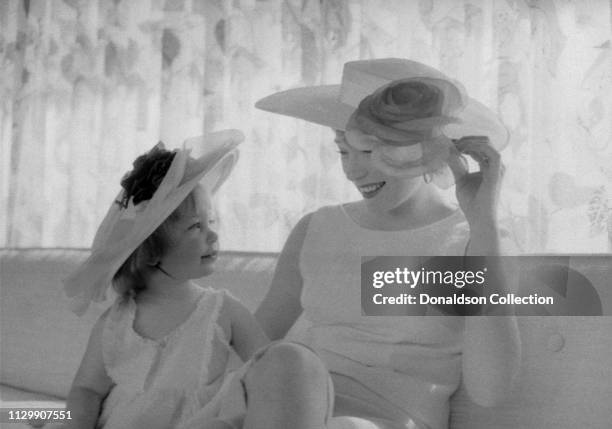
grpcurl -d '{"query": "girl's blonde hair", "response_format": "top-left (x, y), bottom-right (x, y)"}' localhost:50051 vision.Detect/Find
top-left (112, 191), bottom-right (197, 297)
top-left (111, 144), bottom-right (201, 297)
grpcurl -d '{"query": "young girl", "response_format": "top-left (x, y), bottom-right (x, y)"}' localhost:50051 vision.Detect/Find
top-left (60, 131), bottom-right (269, 429)
top-left (251, 59), bottom-right (521, 429)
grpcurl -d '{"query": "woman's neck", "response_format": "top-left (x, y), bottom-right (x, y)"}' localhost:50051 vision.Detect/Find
top-left (348, 185), bottom-right (457, 231)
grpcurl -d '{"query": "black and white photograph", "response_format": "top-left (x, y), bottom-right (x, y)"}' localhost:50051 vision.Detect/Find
top-left (1, 1), bottom-right (611, 428)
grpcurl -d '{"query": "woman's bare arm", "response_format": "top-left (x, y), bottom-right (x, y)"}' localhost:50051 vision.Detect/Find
top-left (461, 226), bottom-right (521, 407)
top-left (255, 213), bottom-right (312, 340)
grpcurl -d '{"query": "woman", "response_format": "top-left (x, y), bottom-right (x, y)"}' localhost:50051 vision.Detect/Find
top-left (244, 59), bottom-right (520, 429)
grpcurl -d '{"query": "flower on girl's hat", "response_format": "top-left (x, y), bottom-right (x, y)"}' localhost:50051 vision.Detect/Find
top-left (348, 77), bottom-right (468, 185)
top-left (64, 130), bottom-right (243, 316)
top-left (119, 145), bottom-right (176, 207)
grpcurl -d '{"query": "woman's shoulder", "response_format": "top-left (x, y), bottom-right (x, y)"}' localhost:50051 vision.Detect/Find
top-left (292, 205), bottom-right (349, 246)
top-left (281, 209), bottom-right (321, 251)
top-left (300, 204), bottom-right (347, 229)
top-left (312, 203), bottom-right (345, 217)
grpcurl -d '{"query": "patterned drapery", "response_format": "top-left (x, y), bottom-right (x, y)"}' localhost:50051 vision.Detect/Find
top-left (1, 0), bottom-right (611, 252)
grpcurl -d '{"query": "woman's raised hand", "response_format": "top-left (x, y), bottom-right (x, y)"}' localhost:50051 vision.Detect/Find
top-left (446, 136), bottom-right (505, 228)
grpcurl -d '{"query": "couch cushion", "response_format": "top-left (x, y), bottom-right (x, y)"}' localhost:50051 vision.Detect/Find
top-left (2, 249), bottom-right (612, 429)
top-left (1, 249), bottom-right (103, 399)
top-left (450, 254), bottom-right (612, 429)
top-left (0, 248), bottom-right (276, 399)
top-left (0, 383), bottom-right (64, 404)
top-left (0, 384), bottom-right (64, 429)
top-left (451, 316), bottom-right (612, 429)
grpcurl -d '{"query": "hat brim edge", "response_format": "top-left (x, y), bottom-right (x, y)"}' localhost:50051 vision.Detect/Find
top-left (255, 85), bottom-right (354, 131)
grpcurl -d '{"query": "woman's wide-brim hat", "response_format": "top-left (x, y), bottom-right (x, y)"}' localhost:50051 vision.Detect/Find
top-left (255, 58), bottom-right (509, 150)
top-left (63, 130), bottom-right (244, 315)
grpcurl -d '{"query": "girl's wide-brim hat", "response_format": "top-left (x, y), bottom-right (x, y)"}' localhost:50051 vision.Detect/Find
top-left (63, 130), bottom-right (244, 315)
top-left (255, 58), bottom-right (509, 150)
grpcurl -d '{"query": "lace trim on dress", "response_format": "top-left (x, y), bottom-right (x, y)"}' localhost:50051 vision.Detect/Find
top-left (198, 289), bottom-right (226, 388)
top-left (127, 287), bottom-right (211, 346)
top-left (101, 296), bottom-right (132, 381)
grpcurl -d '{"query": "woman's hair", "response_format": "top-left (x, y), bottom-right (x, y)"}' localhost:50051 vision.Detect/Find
top-left (111, 145), bottom-right (197, 297)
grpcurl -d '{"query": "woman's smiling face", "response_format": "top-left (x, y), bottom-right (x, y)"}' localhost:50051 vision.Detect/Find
top-left (335, 129), bottom-right (425, 212)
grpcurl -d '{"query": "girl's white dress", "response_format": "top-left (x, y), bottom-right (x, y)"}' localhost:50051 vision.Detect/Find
top-left (97, 287), bottom-right (232, 429)
top-left (297, 204), bottom-right (471, 429)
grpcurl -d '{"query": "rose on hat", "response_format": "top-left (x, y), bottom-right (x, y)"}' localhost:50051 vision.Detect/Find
top-left (255, 58), bottom-right (509, 167)
top-left (255, 58), bottom-right (509, 187)
top-left (351, 77), bottom-right (465, 142)
top-left (346, 77), bottom-right (469, 184)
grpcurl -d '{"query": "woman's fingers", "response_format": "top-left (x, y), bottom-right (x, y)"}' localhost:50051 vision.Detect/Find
top-left (455, 136), bottom-right (498, 164)
top-left (454, 136), bottom-right (503, 184)
top-left (446, 144), bottom-right (469, 184)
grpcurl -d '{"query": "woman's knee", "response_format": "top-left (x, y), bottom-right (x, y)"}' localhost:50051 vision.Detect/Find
top-left (245, 342), bottom-right (329, 390)
top-left (254, 342), bottom-right (326, 379)
top-left (243, 342), bottom-right (332, 427)
top-left (243, 343), bottom-right (333, 429)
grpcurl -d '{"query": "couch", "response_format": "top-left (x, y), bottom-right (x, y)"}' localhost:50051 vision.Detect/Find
top-left (1, 248), bottom-right (611, 428)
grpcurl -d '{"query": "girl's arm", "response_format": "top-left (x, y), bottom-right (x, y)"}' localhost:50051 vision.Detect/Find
top-left (254, 213), bottom-right (312, 340)
top-left (225, 295), bottom-right (270, 361)
top-left (63, 309), bottom-right (114, 429)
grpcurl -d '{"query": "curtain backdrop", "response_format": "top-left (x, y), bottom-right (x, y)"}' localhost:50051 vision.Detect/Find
top-left (1, 0), bottom-right (611, 252)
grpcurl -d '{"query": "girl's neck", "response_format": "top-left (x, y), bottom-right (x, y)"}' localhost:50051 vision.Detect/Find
top-left (137, 274), bottom-right (202, 304)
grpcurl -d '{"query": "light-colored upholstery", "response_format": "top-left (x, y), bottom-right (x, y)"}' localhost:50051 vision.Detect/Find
top-left (451, 317), bottom-right (612, 428)
top-left (1, 248), bottom-right (612, 429)
top-left (0, 248), bottom-right (275, 400)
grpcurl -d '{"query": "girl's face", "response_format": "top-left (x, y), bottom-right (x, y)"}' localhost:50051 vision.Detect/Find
top-left (336, 129), bottom-right (425, 212)
top-left (159, 185), bottom-right (219, 280)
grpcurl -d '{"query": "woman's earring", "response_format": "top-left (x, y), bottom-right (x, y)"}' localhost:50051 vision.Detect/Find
top-left (423, 173), bottom-right (433, 184)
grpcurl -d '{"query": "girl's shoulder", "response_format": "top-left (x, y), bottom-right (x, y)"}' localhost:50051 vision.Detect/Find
top-left (100, 295), bottom-right (140, 350)
top-left (103, 288), bottom-right (227, 349)
top-left (215, 288), bottom-right (242, 323)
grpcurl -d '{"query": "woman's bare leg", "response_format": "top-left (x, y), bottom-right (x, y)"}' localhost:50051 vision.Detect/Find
top-left (242, 342), bottom-right (332, 429)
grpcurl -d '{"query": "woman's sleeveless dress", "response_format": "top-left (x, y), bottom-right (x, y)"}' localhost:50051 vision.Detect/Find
top-left (97, 287), bottom-right (232, 429)
top-left (298, 205), bottom-right (471, 429)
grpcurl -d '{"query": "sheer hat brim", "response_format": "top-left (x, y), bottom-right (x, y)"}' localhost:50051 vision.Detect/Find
top-left (256, 85), bottom-right (353, 131)
top-left (63, 130), bottom-right (244, 315)
top-left (255, 58), bottom-right (509, 151)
